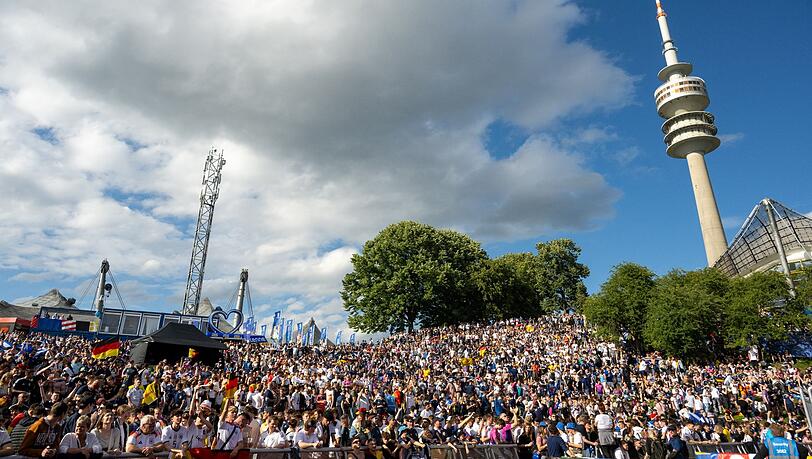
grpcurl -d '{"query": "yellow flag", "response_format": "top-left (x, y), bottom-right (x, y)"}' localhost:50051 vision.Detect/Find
top-left (525, 325), bottom-right (535, 332)
top-left (142, 380), bottom-right (159, 406)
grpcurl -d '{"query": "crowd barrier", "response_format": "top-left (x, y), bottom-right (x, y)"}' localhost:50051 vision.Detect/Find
top-left (687, 442), bottom-right (758, 458)
top-left (248, 445), bottom-right (520, 459)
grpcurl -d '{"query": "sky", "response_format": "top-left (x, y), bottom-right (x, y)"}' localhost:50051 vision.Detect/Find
top-left (0, 0), bottom-right (809, 338)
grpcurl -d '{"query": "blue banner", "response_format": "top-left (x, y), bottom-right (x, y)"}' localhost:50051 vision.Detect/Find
top-left (308, 323), bottom-right (315, 345)
top-left (349, 333), bottom-right (356, 345)
top-left (321, 326), bottom-right (328, 344)
top-left (285, 319), bottom-right (293, 343)
top-left (336, 330), bottom-right (342, 345)
top-left (272, 311), bottom-right (281, 328)
top-left (260, 324), bottom-right (267, 336)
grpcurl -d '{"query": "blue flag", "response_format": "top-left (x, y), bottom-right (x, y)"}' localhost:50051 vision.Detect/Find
top-left (285, 320), bottom-right (293, 343)
top-left (336, 330), bottom-right (342, 345)
top-left (349, 333), bottom-right (356, 345)
top-left (260, 324), bottom-right (267, 336)
top-left (278, 317), bottom-right (285, 341)
top-left (1, 340), bottom-right (12, 349)
top-left (307, 323), bottom-right (315, 346)
top-left (321, 326), bottom-right (328, 344)
top-left (272, 311), bottom-right (281, 328)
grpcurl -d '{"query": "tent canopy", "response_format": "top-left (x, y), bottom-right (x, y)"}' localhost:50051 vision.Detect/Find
top-left (132, 322), bottom-right (227, 349)
top-left (130, 323), bottom-right (225, 365)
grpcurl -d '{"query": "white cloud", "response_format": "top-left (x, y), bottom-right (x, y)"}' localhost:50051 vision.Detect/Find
top-left (722, 215), bottom-right (743, 231)
top-left (718, 132), bottom-right (745, 145)
top-left (0, 0), bottom-right (633, 335)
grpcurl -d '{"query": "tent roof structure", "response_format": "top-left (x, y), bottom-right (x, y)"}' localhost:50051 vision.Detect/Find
top-left (714, 198), bottom-right (812, 277)
top-left (132, 322), bottom-right (227, 350)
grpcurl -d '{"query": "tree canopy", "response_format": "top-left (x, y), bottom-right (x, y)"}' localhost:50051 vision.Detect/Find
top-left (341, 221), bottom-right (487, 333)
top-left (583, 262), bottom-right (655, 351)
top-left (341, 222), bottom-right (589, 333)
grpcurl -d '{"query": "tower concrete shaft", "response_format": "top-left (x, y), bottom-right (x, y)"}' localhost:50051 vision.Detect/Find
top-left (653, 0), bottom-right (728, 266)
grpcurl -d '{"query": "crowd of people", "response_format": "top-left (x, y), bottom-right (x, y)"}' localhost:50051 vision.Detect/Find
top-left (0, 313), bottom-right (809, 459)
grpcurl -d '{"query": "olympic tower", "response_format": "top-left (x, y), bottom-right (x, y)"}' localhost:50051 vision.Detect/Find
top-left (653, 0), bottom-right (728, 266)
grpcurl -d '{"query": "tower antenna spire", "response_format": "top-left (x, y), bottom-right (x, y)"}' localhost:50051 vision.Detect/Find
top-left (655, 0), bottom-right (679, 66)
top-left (652, 0), bottom-right (728, 266)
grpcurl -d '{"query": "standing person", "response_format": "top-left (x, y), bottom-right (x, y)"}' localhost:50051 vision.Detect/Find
top-left (212, 407), bottom-right (246, 458)
top-left (127, 379), bottom-right (145, 408)
top-left (162, 411), bottom-right (189, 455)
top-left (58, 415), bottom-right (103, 459)
top-left (259, 416), bottom-right (287, 448)
top-left (19, 402), bottom-right (68, 458)
top-left (596, 407), bottom-right (615, 459)
top-left (544, 425), bottom-right (568, 459)
top-left (125, 415), bottom-right (166, 456)
top-left (90, 411), bottom-right (122, 453)
top-left (295, 421), bottom-right (322, 449)
top-left (664, 426), bottom-right (688, 459)
top-left (753, 424), bottom-right (809, 459)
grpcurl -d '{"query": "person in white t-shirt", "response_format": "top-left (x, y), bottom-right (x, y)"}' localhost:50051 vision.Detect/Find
top-left (126, 415), bottom-right (167, 456)
top-left (213, 403), bottom-right (247, 459)
top-left (260, 416), bottom-right (287, 448)
top-left (162, 411), bottom-right (190, 457)
top-left (295, 421), bottom-right (322, 449)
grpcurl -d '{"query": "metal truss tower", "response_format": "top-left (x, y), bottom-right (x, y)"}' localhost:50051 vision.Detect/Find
top-left (182, 147), bottom-right (226, 316)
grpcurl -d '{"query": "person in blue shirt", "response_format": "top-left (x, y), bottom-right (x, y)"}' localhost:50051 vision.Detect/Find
top-left (543, 425), bottom-right (567, 458)
top-left (754, 424), bottom-right (808, 459)
top-left (664, 425), bottom-right (688, 459)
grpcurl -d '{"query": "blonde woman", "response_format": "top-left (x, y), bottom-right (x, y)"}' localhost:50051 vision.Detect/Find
top-left (60, 415), bottom-right (103, 459)
top-left (91, 411), bottom-right (122, 453)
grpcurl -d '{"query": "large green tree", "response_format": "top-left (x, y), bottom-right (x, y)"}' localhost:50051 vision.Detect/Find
top-left (644, 268), bottom-right (728, 360)
top-left (341, 221), bottom-right (487, 333)
top-left (795, 266), bottom-right (812, 309)
top-left (583, 262), bottom-right (656, 351)
top-left (724, 271), bottom-right (808, 348)
top-left (534, 239), bottom-right (590, 312)
top-left (473, 253), bottom-right (539, 320)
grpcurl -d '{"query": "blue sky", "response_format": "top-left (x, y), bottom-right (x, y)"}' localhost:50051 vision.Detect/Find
top-left (0, 0), bottom-right (809, 335)
top-left (485, 0), bottom-right (812, 289)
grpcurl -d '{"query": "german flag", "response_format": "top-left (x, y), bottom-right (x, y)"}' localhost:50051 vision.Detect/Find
top-left (91, 337), bottom-right (120, 359)
top-left (223, 376), bottom-right (238, 399)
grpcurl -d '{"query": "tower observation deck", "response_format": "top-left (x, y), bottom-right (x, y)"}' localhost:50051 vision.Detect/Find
top-left (653, 0), bottom-right (728, 266)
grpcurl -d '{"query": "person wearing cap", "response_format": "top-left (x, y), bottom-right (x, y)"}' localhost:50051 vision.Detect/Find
top-left (754, 424), bottom-right (808, 459)
top-left (567, 422), bottom-right (584, 457)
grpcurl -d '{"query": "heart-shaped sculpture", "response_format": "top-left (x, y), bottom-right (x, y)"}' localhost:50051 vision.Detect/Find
top-left (208, 309), bottom-right (244, 335)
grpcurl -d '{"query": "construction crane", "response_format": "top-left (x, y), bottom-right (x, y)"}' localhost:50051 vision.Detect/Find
top-left (182, 147), bottom-right (226, 316)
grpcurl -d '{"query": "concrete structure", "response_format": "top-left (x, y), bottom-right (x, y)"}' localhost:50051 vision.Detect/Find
top-left (652, 0), bottom-right (728, 266)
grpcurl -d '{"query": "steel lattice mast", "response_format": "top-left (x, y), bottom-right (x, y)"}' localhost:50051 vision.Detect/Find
top-left (182, 147), bottom-right (226, 316)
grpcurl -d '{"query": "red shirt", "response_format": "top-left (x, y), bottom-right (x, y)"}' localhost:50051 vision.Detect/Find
top-left (9, 412), bottom-right (26, 429)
